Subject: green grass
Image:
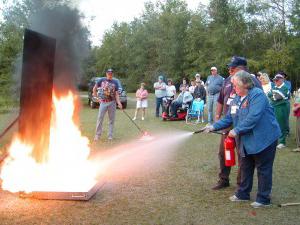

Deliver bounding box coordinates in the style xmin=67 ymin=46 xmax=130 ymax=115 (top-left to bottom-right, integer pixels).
xmin=0 ymin=93 xmax=299 ymax=225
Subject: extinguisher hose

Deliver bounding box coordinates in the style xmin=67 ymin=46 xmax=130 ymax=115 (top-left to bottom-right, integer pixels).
xmin=193 ymin=127 xmax=227 ymax=135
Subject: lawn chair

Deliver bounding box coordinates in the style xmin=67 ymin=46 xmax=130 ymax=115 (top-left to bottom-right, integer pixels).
xmin=186 ymin=99 xmax=205 ymax=124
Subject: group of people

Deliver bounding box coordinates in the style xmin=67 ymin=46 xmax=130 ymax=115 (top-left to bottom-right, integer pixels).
xmin=91 ymin=55 xmax=297 ymax=209
xmin=153 ymin=67 xmax=223 ymax=121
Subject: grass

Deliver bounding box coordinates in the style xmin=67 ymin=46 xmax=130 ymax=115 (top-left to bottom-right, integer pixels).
xmin=0 ymin=93 xmax=300 ymax=225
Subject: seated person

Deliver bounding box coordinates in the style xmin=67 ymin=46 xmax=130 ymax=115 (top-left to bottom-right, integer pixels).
xmin=193 ymin=80 xmax=206 ymax=103
xmin=170 ymin=84 xmax=193 ymax=117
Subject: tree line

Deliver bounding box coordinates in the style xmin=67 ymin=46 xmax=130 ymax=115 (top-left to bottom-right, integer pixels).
xmin=0 ymin=0 xmax=299 ymax=109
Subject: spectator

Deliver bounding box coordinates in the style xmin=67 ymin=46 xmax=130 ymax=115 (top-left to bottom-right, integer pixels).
xmin=180 ymin=77 xmax=189 ymax=91
xmin=205 ymin=70 xmax=281 ymax=208
xmin=154 ymin=75 xmax=167 ymax=117
xmin=212 ymin=56 xmax=261 ymax=190
xmin=195 ymin=73 xmax=205 ymax=86
xmin=259 ymin=73 xmax=272 ymax=95
xmin=268 ymin=74 xmax=290 ymax=149
xmin=93 ymin=68 xmax=123 ymax=141
xmin=205 ymin=66 xmax=224 ymax=124
xmin=193 ymin=80 xmax=206 ymax=103
xmin=170 ymin=84 xmax=193 ymax=118
xmin=292 ymin=88 xmax=300 ymax=152
xmin=133 ymin=83 xmax=148 ymax=121
xmin=189 ymin=80 xmax=196 ymax=94
xmin=164 ymin=79 xmax=176 ymax=116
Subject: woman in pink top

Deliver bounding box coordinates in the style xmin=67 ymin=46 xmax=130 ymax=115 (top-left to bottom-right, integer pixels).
xmin=133 ymin=83 xmax=149 ymax=121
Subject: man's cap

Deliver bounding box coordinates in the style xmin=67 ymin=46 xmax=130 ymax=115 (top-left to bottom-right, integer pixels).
xmin=277 ymin=71 xmax=287 ymax=77
xmin=227 ymin=56 xmax=247 ymax=68
xmin=106 ymin=68 xmax=113 ymax=73
xmin=273 ymin=74 xmax=284 ymax=81
xmin=158 ymin=75 xmax=164 ymax=80
xmin=195 ymin=73 xmax=201 ymax=77
xmin=210 ymin=66 xmax=217 ymax=71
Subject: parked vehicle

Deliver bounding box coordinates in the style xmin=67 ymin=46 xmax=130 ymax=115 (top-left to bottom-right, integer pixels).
xmin=87 ymin=77 xmax=127 ymax=109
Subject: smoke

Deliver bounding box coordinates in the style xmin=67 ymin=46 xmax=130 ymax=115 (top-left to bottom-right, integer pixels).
xmin=91 ymin=131 xmax=193 ymax=183
xmin=28 ymin=4 xmax=90 ymax=94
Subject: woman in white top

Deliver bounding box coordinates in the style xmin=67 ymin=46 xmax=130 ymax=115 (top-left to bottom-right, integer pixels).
xmin=189 ymin=80 xmax=196 ymax=94
xmin=166 ymin=79 xmax=176 ymax=97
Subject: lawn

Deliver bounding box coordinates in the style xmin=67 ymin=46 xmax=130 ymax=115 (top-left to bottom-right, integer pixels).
xmin=0 ymin=93 xmax=299 ymax=225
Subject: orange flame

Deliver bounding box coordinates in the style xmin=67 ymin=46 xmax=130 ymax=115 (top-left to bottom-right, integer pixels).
xmin=0 ymin=91 xmax=98 ymax=193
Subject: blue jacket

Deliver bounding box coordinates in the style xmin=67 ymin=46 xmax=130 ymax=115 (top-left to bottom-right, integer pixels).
xmin=213 ymin=87 xmax=281 ymax=155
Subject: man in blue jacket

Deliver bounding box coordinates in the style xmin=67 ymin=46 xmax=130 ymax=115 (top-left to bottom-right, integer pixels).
xmin=205 ymin=71 xmax=281 ymax=208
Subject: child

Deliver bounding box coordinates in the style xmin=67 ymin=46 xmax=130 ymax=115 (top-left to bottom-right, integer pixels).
xmin=133 ymin=83 xmax=148 ymax=120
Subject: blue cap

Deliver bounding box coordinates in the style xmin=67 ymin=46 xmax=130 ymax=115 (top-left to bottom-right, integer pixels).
xmin=158 ymin=75 xmax=164 ymax=80
xmin=227 ymin=56 xmax=247 ymax=67
xmin=106 ymin=68 xmax=113 ymax=72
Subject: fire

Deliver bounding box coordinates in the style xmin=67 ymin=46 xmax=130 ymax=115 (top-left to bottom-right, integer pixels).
xmin=0 ymin=91 xmax=98 ymax=193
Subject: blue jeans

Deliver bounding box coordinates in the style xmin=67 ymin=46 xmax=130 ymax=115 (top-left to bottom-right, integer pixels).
xmin=207 ymin=93 xmax=219 ymax=124
xmin=236 ymin=141 xmax=277 ymax=204
xmin=171 ymin=100 xmax=182 ymax=116
xmin=155 ymin=97 xmax=163 ymax=117
xmin=95 ymin=101 xmax=116 ymax=138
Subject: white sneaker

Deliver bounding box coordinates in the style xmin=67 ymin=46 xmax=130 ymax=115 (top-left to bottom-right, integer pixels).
xmin=142 ymin=117 xmax=145 ymax=121
xmin=276 ymin=143 xmax=286 ymax=149
xmin=229 ymin=195 xmax=249 ymax=202
xmin=132 ymin=117 xmax=136 ymax=121
xmin=251 ymin=201 xmax=270 ymax=208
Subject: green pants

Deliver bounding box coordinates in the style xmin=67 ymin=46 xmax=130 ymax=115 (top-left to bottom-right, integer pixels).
xmin=274 ymin=103 xmax=289 ymax=145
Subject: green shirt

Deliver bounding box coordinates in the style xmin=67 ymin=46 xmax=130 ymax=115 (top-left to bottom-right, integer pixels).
xmin=268 ymin=83 xmax=290 ymax=106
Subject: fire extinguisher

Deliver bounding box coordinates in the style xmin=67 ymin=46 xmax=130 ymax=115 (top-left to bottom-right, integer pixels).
xmin=224 ymin=136 xmax=236 ymax=167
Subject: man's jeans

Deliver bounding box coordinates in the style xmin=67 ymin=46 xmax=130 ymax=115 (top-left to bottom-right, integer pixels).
xmin=156 ymin=97 xmax=163 ymax=117
xmin=95 ymin=101 xmax=116 ymax=139
xmin=171 ymin=100 xmax=182 ymax=116
xmin=235 ymin=141 xmax=277 ymax=204
xmin=207 ymin=93 xmax=219 ymax=124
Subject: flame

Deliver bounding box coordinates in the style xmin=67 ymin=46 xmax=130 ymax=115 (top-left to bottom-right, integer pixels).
xmin=0 ymin=91 xmax=98 ymax=193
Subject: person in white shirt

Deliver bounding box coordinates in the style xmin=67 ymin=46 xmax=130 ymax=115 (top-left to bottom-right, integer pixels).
xmin=195 ymin=73 xmax=205 ymax=86
xmin=153 ymin=75 xmax=167 ymax=117
xmin=164 ymin=79 xmax=177 ymax=116
xmin=189 ymin=80 xmax=196 ymax=94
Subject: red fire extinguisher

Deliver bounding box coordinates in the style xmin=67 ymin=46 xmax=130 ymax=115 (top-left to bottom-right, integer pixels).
xmin=224 ymin=136 xmax=236 ymax=167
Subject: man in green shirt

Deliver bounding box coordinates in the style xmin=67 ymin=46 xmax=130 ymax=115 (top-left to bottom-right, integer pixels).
xmin=268 ymin=74 xmax=290 ymax=149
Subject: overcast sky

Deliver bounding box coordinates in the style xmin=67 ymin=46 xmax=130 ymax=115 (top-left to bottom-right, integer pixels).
xmin=79 ymin=0 xmax=209 ymax=46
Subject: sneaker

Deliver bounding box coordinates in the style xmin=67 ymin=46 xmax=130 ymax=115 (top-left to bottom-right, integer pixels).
xmin=142 ymin=117 xmax=145 ymax=121
xmin=276 ymin=143 xmax=286 ymax=149
xmin=250 ymin=201 xmax=270 ymax=208
xmin=211 ymin=180 xmax=229 ymax=190
xmin=229 ymin=195 xmax=249 ymax=202
xmin=132 ymin=117 xmax=136 ymax=121
xmin=108 ymin=137 xmax=113 ymax=141
xmin=94 ymin=136 xmax=100 ymax=141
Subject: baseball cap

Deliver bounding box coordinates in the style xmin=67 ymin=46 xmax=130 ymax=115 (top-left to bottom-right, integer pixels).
xmin=211 ymin=66 xmax=217 ymax=71
xmin=106 ymin=68 xmax=113 ymax=73
xmin=227 ymin=56 xmax=247 ymax=67
xmin=158 ymin=75 xmax=164 ymax=80
xmin=273 ymin=74 xmax=284 ymax=81
xmin=195 ymin=73 xmax=201 ymax=78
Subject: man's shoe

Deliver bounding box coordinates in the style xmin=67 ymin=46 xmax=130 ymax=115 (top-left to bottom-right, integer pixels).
xmin=108 ymin=137 xmax=113 ymax=141
xmin=132 ymin=117 xmax=136 ymax=121
xmin=292 ymin=148 xmax=300 ymax=152
xmin=94 ymin=136 xmax=100 ymax=141
xmin=211 ymin=181 xmax=229 ymax=190
xmin=229 ymin=195 xmax=250 ymax=202
xmin=142 ymin=117 xmax=145 ymax=121
xmin=276 ymin=143 xmax=286 ymax=149
xmin=250 ymin=201 xmax=270 ymax=208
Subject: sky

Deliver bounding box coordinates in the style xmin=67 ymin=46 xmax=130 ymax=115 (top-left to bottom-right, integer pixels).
xmin=79 ymin=0 xmax=209 ymax=46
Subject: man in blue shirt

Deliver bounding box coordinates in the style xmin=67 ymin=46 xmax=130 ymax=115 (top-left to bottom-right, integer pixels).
xmin=93 ymin=68 xmax=123 ymax=141
xmin=205 ymin=66 xmax=224 ymax=124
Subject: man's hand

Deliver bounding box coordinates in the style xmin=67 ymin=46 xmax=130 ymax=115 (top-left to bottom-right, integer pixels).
xmin=228 ymin=129 xmax=237 ymax=137
xmin=204 ymin=124 xmax=214 ymax=133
